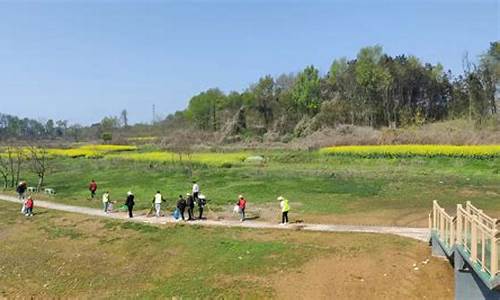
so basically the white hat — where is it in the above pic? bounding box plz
[238,195,243,199]
[277,196,284,201]
[127,191,133,196]
[199,194,206,199]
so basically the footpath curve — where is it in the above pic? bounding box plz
[0,194,430,242]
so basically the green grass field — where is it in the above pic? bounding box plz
[8,147,500,227]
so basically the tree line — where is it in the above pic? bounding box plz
[0,110,131,142]
[169,42,499,138]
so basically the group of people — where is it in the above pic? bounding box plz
[94,181,209,221]
[16,181,34,217]
[19,179,291,224]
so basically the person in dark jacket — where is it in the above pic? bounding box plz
[197,194,206,220]
[176,194,187,221]
[125,191,135,218]
[186,193,195,221]
[16,181,27,200]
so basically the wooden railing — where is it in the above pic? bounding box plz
[431,200,500,278]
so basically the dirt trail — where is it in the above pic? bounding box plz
[0,194,430,242]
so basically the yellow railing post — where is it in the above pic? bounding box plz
[457,205,463,245]
[491,231,498,276]
[481,231,486,271]
[433,200,437,230]
[440,209,445,239]
[428,212,432,231]
[471,215,478,263]
[451,218,455,247]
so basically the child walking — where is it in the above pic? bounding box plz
[237,195,247,222]
[25,196,34,217]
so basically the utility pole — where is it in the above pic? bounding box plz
[152,104,156,124]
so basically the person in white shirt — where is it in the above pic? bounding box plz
[102,191,110,214]
[192,181,200,201]
[153,191,164,217]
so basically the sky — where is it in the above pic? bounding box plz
[0,0,498,125]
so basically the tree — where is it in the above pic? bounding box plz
[120,109,129,127]
[27,146,49,190]
[55,120,68,137]
[328,57,349,87]
[45,119,55,137]
[186,88,226,131]
[479,42,499,114]
[67,124,83,142]
[0,155,9,189]
[4,146,24,188]
[291,65,322,115]
[100,116,120,132]
[354,45,391,126]
[250,75,277,128]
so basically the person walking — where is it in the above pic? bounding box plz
[237,195,247,222]
[153,191,165,217]
[186,193,195,221]
[197,194,206,220]
[176,194,187,221]
[17,181,27,214]
[25,196,34,217]
[192,181,200,201]
[102,191,110,214]
[125,191,135,218]
[16,181,27,200]
[278,196,290,225]
[89,179,97,199]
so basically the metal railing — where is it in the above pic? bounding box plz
[466,201,498,231]
[457,203,499,276]
[431,201,456,250]
[431,200,500,278]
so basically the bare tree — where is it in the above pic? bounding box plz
[0,155,9,189]
[27,146,49,190]
[5,146,24,188]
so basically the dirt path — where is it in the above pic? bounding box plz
[0,194,430,242]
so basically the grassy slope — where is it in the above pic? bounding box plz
[11,151,500,225]
[0,201,452,299]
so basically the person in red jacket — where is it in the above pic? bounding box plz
[89,179,97,199]
[25,196,34,217]
[237,195,247,222]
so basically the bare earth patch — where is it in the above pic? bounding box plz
[273,241,453,300]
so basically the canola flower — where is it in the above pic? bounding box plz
[106,151,249,166]
[48,145,137,158]
[0,145,137,159]
[320,145,500,158]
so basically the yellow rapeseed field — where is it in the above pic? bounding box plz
[0,145,137,159]
[48,145,137,158]
[106,151,249,166]
[320,145,500,158]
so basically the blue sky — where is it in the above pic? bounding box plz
[0,0,498,125]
